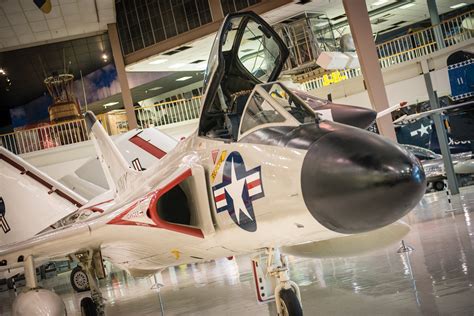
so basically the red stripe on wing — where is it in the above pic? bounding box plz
[129,135,166,159]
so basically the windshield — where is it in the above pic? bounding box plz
[240,92,286,134]
[261,83,316,124]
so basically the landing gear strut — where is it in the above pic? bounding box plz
[252,248,303,316]
[73,250,106,316]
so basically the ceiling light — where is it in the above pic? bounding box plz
[400,3,415,9]
[176,76,192,81]
[450,2,467,9]
[372,0,389,6]
[169,63,185,69]
[149,59,167,65]
[103,101,119,108]
[149,86,162,91]
[0,68,5,75]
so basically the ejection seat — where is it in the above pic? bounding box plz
[227,91,251,140]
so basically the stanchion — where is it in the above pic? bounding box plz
[397,240,414,253]
[151,273,165,316]
[444,179,455,212]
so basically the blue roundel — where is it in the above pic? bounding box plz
[212,152,264,232]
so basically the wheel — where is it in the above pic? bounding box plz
[434,181,445,191]
[7,277,14,290]
[279,288,303,316]
[40,265,47,280]
[70,266,90,292]
[80,297,97,316]
[7,274,19,290]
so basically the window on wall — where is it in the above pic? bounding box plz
[116,0,213,55]
[150,86,203,106]
[220,0,262,16]
[146,0,165,43]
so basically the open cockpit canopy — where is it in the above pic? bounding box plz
[199,12,293,140]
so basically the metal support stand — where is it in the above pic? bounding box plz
[24,255,38,289]
[421,59,459,195]
[397,240,414,253]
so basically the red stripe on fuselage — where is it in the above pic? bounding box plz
[215,193,225,202]
[108,168,204,239]
[129,135,166,159]
[247,179,261,190]
[148,169,204,238]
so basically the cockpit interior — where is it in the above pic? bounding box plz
[198,12,316,141]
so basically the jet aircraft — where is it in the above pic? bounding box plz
[0,12,426,316]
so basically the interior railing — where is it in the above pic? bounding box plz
[301,10,473,91]
[0,96,202,155]
[135,96,201,129]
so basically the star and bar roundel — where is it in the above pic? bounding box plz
[212,151,264,232]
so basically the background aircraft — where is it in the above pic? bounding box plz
[403,144,474,191]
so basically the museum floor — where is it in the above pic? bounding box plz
[1,186,474,316]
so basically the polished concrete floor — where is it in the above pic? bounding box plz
[1,186,474,315]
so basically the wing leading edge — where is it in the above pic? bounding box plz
[0,147,87,246]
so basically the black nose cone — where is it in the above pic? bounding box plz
[301,125,426,234]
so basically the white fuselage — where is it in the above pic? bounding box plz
[73,133,341,273]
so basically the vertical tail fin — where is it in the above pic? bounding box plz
[84,111,138,195]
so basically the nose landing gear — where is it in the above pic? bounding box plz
[72,249,106,316]
[251,248,303,316]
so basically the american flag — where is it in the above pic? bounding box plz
[212,151,264,232]
[214,171,263,212]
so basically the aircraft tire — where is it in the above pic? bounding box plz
[279,288,303,316]
[6,277,13,290]
[80,297,97,316]
[434,181,445,191]
[71,266,90,292]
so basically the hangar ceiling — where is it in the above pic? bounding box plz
[126,0,471,73]
[0,0,115,52]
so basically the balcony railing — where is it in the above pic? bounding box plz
[0,120,89,155]
[135,96,201,129]
[0,96,202,155]
[301,10,473,91]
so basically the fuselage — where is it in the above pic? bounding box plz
[79,132,336,272]
[68,117,426,274]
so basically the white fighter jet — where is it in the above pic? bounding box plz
[0,12,426,316]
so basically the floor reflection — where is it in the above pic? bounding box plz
[0,186,473,315]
